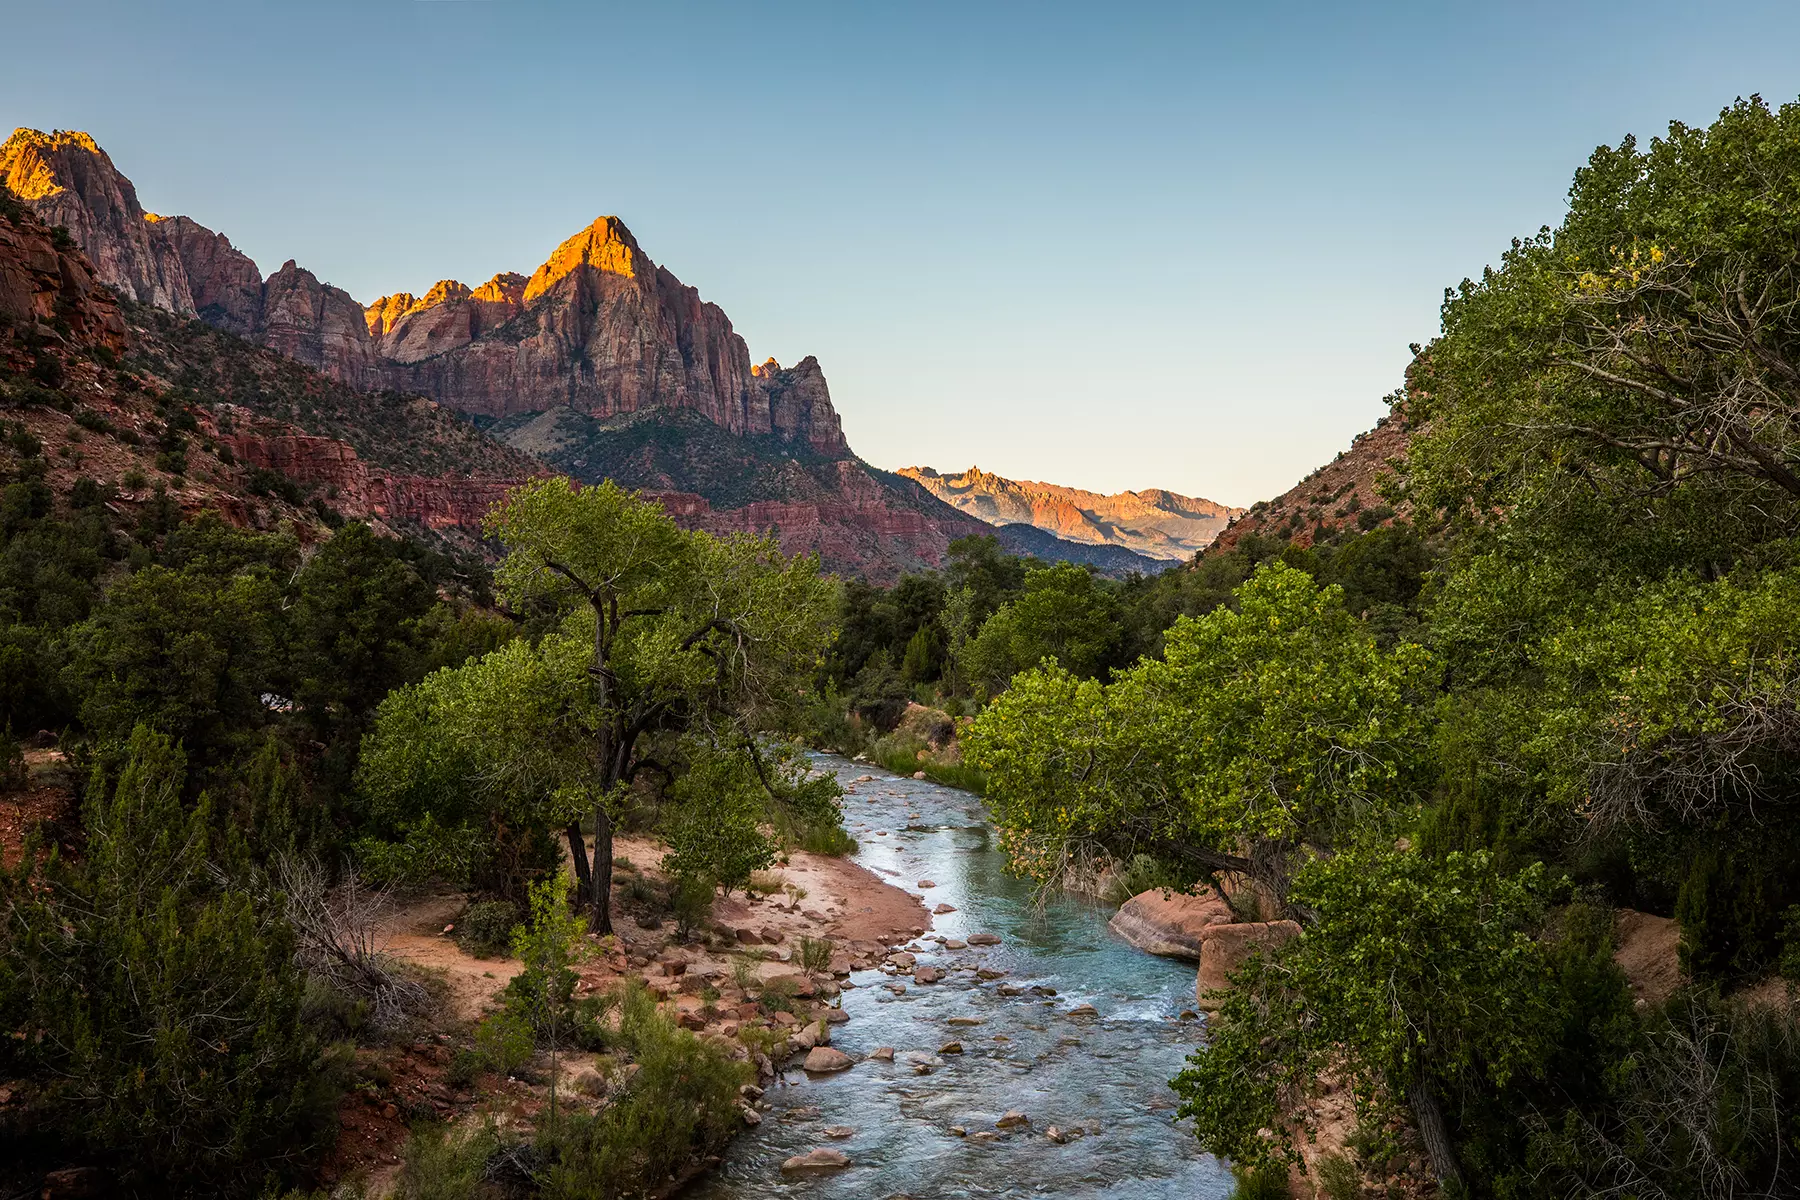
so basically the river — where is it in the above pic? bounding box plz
[691,754,1233,1199]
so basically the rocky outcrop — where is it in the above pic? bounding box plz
[1195,920,1302,1010]
[366,273,527,362]
[900,465,1240,561]
[220,424,534,531]
[0,202,126,349]
[259,260,391,389]
[753,356,848,456]
[0,129,194,313]
[150,213,264,335]
[650,458,968,583]
[1108,889,1239,960]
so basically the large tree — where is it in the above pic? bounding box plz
[365,478,836,932]
[965,562,1435,910]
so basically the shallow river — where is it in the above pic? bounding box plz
[692,755,1232,1199]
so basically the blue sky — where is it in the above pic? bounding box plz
[8,1,1800,505]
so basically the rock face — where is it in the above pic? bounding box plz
[1195,920,1302,1010]
[0,201,126,349]
[150,213,264,335]
[899,465,1241,561]
[0,129,193,313]
[2,127,1171,580]
[0,199,531,545]
[1108,889,1238,961]
[220,425,533,531]
[259,259,390,388]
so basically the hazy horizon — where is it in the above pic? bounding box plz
[10,1,1800,506]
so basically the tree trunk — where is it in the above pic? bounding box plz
[565,822,592,911]
[1409,1077,1464,1192]
[590,803,614,935]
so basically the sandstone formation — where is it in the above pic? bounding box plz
[220,423,535,532]
[0,195,539,545]
[1195,920,1302,1010]
[2,126,1162,580]
[899,465,1241,561]
[1,129,193,313]
[1107,889,1238,960]
[0,199,126,349]
[149,213,264,335]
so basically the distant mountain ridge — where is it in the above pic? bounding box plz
[897,465,1241,561]
[0,126,1161,580]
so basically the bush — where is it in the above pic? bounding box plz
[472,1007,536,1078]
[797,934,834,976]
[534,983,749,1199]
[0,724,25,793]
[1315,1153,1359,1200]
[456,899,522,958]
[1228,1164,1291,1200]
[0,727,343,1191]
[395,1123,517,1200]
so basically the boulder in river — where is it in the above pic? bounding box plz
[967,932,1002,946]
[781,1148,851,1172]
[803,1047,854,1072]
[997,1110,1030,1128]
[1195,921,1302,1010]
[870,1046,895,1060]
[1107,889,1237,960]
[914,965,943,984]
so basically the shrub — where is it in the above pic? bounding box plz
[0,727,342,1191]
[534,983,750,1199]
[120,465,148,490]
[0,724,25,793]
[456,899,522,958]
[472,1007,535,1078]
[395,1123,516,1200]
[672,874,713,938]
[798,934,834,976]
[1315,1153,1359,1200]
[1227,1164,1291,1200]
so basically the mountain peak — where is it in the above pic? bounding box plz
[524,214,645,302]
[897,465,1240,561]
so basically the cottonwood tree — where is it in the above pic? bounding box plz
[965,562,1435,910]
[363,478,836,932]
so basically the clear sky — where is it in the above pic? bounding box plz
[8,1,1800,505]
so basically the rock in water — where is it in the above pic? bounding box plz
[1107,889,1237,960]
[781,1148,851,1172]
[802,1047,853,1073]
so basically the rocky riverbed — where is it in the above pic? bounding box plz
[691,754,1234,1199]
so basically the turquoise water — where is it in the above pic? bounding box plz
[692,755,1232,1199]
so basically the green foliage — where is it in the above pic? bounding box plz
[471,1007,536,1077]
[394,1122,512,1200]
[1226,1164,1291,1200]
[534,982,750,1199]
[797,934,834,976]
[967,563,1434,895]
[0,727,340,1192]
[961,561,1121,695]
[1314,1154,1359,1200]
[505,869,588,1045]
[661,748,777,898]
[1173,847,1558,1173]
[456,899,523,959]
